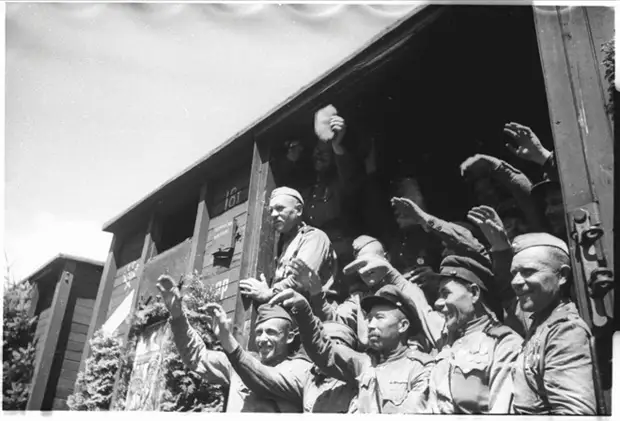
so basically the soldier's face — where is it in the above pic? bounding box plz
[312,144,333,172]
[366,304,409,351]
[434,279,477,333]
[473,177,498,206]
[254,318,294,364]
[544,189,566,238]
[510,247,566,313]
[269,195,302,233]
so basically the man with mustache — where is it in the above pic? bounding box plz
[508,233,597,415]
[239,186,337,304]
[156,274,311,412]
[206,301,359,413]
[269,284,434,414]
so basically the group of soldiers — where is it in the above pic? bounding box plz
[156,109,600,414]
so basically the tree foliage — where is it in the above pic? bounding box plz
[602,36,615,115]
[68,272,225,411]
[3,280,37,410]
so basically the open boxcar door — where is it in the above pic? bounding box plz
[533,5,614,414]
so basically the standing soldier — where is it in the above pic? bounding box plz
[508,233,597,414]
[156,275,311,412]
[344,253,523,414]
[239,186,337,303]
[269,285,434,414]
[205,301,359,413]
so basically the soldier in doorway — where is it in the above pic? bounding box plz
[508,233,597,415]
[156,274,311,412]
[238,186,337,304]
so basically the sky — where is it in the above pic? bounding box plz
[4,3,418,281]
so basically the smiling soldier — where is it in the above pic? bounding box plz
[156,274,311,412]
[509,233,597,415]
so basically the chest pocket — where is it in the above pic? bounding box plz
[452,347,491,376]
[450,347,492,413]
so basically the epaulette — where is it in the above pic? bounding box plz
[406,348,434,366]
[484,323,517,341]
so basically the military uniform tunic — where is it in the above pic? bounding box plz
[169,315,307,412]
[227,343,357,413]
[511,300,596,415]
[292,299,434,414]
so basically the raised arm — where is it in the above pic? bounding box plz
[269,289,368,384]
[157,275,232,387]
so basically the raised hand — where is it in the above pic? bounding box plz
[391,196,426,226]
[239,274,272,303]
[459,154,500,178]
[204,302,232,339]
[503,122,551,165]
[268,289,308,312]
[344,255,392,288]
[467,205,511,251]
[287,258,322,296]
[330,115,347,155]
[156,274,183,318]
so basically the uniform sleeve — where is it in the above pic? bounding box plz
[293,298,368,383]
[488,161,545,231]
[541,151,559,182]
[308,293,358,332]
[226,345,310,407]
[407,356,434,413]
[501,297,530,339]
[543,321,597,415]
[488,333,523,413]
[386,269,444,349]
[491,249,515,303]
[422,215,491,267]
[168,315,232,387]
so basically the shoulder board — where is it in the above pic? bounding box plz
[547,313,590,332]
[484,324,516,341]
[406,348,434,365]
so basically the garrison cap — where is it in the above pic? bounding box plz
[438,255,494,292]
[352,235,385,258]
[512,232,569,256]
[255,304,294,327]
[361,284,421,332]
[270,187,304,206]
[323,321,358,349]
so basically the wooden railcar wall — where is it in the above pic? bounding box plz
[107,230,145,318]
[42,262,102,410]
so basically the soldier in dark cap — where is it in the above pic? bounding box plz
[344,253,523,414]
[210,306,359,413]
[269,284,434,414]
[156,275,311,412]
[508,233,597,415]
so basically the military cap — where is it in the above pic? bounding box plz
[438,255,494,292]
[512,232,569,256]
[270,187,304,206]
[255,304,294,327]
[323,321,358,349]
[361,284,420,331]
[352,235,385,258]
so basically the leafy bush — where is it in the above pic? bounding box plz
[602,36,615,115]
[68,272,225,411]
[3,280,37,410]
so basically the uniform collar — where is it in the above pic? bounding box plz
[442,314,491,345]
[370,343,409,365]
[529,299,575,334]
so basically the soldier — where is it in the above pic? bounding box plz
[206,301,358,413]
[269,285,434,414]
[156,274,311,412]
[508,233,597,415]
[344,253,522,414]
[239,186,337,303]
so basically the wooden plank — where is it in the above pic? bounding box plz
[64,350,83,363]
[80,235,119,373]
[71,312,93,326]
[187,183,212,274]
[59,368,79,382]
[27,260,76,410]
[57,377,77,391]
[75,298,95,309]
[70,322,90,335]
[55,387,73,400]
[61,359,81,373]
[66,339,85,353]
[233,138,277,350]
[112,260,141,289]
[68,332,88,344]
[52,398,68,410]
[28,282,40,319]
[72,304,93,319]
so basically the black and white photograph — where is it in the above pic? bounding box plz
[3,1,615,415]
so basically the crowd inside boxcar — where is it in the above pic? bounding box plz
[156,106,605,415]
